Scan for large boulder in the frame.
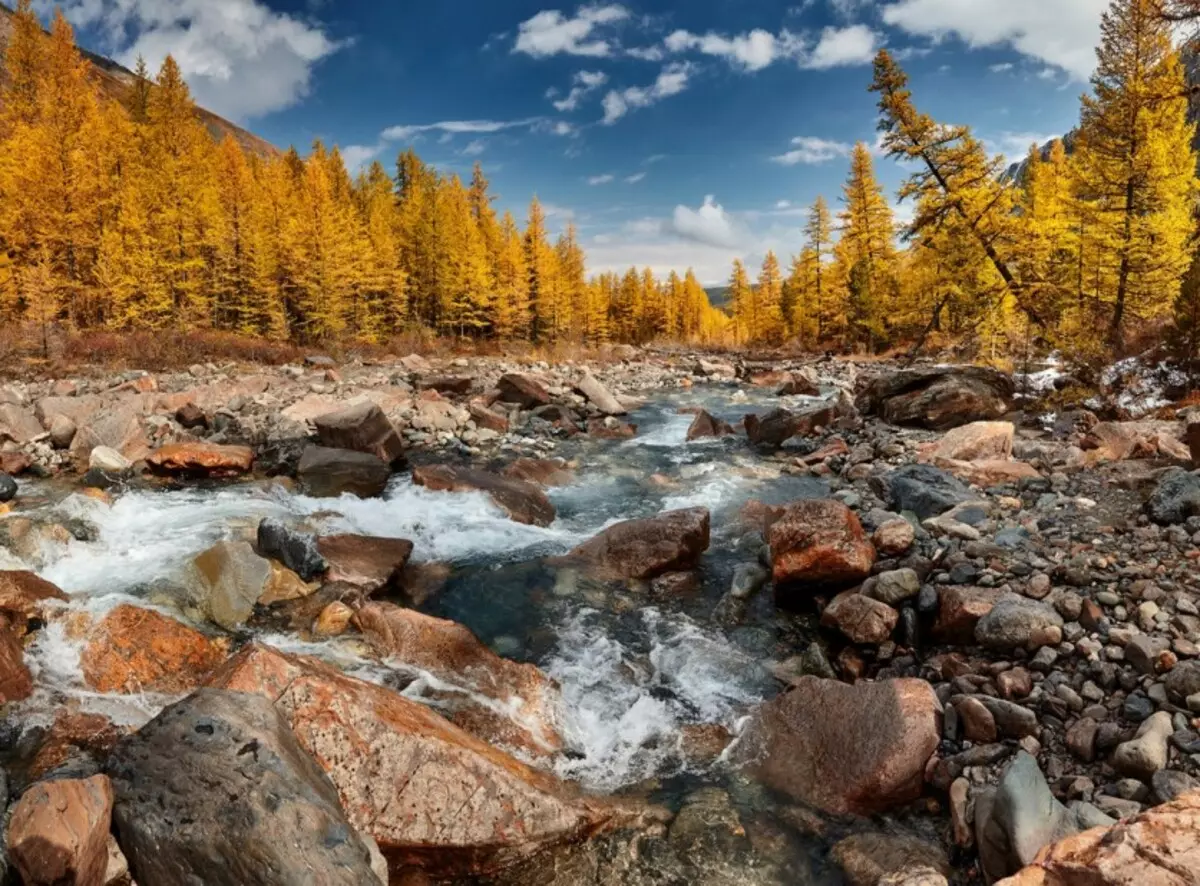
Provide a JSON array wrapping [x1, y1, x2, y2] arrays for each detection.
[[207, 643, 656, 878], [576, 371, 625, 415], [1082, 421, 1191, 464], [0, 570, 68, 636], [768, 499, 876, 596], [145, 443, 254, 478], [1145, 468, 1200, 525], [80, 604, 229, 694], [496, 373, 553, 409], [316, 535, 414, 593], [354, 602, 563, 756], [995, 789, 1200, 886], [297, 446, 391, 498], [883, 464, 973, 520], [734, 676, 941, 816], [687, 410, 735, 441], [314, 401, 406, 468], [745, 398, 851, 447], [69, 401, 149, 462], [556, 507, 710, 580], [107, 688, 383, 885], [7, 775, 113, 886], [0, 402, 44, 444], [412, 465, 556, 527], [930, 421, 1015, 462], [856, 366, 1014, 430]]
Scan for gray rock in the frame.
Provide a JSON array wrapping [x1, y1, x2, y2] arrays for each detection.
[[1165, 659, 1200, 702], [107, 688, 382, 886], [972, 696, 1039, 739], [0, 473, 14, 504], [730, 563, 768, 600], [576, 371, 625, 416], [1124, 634, 1170, 676], [1146, 468, 1200, 525], [257, 519, 328, 582], [297, 446, 390, 498], [871, 568, 921, 606], [975, 597, 1064, 651], [191, 540, 272, 630], [884, 464, 972, 520], [88, 446, 131, 473], [1151, 769, 1198, 804], [48, 413, 77, 449], [1112, 711, 1173, 780]]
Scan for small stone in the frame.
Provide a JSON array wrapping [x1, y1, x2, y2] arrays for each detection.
[[874, 519, 915, 556], [871, 568, 922, 606], [1066, 717, 1098, 762], [1112, 711, 1173, 780], [957, 697, 998, 742]]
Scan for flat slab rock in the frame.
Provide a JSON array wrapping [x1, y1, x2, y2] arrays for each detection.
[[412, 464, 556, 526], [555, 507, 710, 581]]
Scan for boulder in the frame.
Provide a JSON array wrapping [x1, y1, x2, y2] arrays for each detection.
[[586, 417, 636, 438], [735, 676, 940, 816], [556, 508, 710, 580], [0, 403, 43, 446], [501, 458, 574, 487], [314, 401, 406, 468], [995, 789, 1200, 886], [87, 446, 130, 474], [470, 403, 510, 433], [496, 373, 553, 409], [931, 421, 1015, 462], [976, 597, 1064, 651], [107, 688, 382, 885], [69, 402, 148, 461], [145, 443, 254, 478], [256, 518, 327, 581], [1145, 468, 1200, 525], [0, 570, 68, 636], [0, 451, 31, 476], [207, 643, 657, 878], [412, 465, 556, 527], [575, 371, 625, 415], [316, 535, 414, 593], [297, 446, 391, 498], [34, 394, 103, 430], [7, 775, 113, 886], [745, 399, 850, 447], [47, 413, 77, 449], [687, 410, 735, 441], [938, 459, 1041, 487], [768, 499, 876, 595], [80, 604, 228, 694], [821, 592, 899, 644], [354, 602, 563, 756], [193, 540, 307, 629], [1081, 420, 1191, 464], [856, 366, 1014, 430], [778, 373, 821, 397], [884, 464, 973, 520]]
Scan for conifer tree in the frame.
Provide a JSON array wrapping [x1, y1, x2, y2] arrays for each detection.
[[493, 210, 530, 339], [525, 197, 562, 342], [728, 259, 753, 344], [836, 143, 896, 351], [2, 0, 46, 133]]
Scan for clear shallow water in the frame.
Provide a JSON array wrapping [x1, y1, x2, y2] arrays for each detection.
[[11, 383, 831, 797]]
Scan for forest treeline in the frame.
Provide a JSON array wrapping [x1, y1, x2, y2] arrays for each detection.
[[726, 0, 1200, 364], [0, 1, 728, 349], [3, 0, 1200, 362]]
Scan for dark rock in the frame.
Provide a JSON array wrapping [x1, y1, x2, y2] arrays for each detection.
[[883, 464, 972, 520], [1151, 769, 1198, 804], [1165, 660, 1200, 703], [256, 519, 327, 582], [0, 473, 16, 504], [856, 366, 1014, 430], [745, 399, 849, 448], [557, 508, 710, 581], [314, 401, 406, 469], [107, 688, 381, 885], [175, 403, 208, 430], [297, 446, 390, 499], [1146, 468, 1200, 525], [412, 465, 555, 527], [316, 535, 414, 592], [686, 410, 735, 441], [496, 374, 553, 409]]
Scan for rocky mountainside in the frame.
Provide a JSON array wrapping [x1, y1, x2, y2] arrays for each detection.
[[0, 2, 276, 157]]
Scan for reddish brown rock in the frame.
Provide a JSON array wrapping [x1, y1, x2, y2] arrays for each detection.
[[930, 421, 1015, 462], [469, 403, 510, 433], [934, 586, 1003, 643], [0, 628, 32, 703], [145, 443, 254, 478], [734, 676, 941, 816], [79, 604, 228, 694], [26, 712, 125, 782], [0, 571, 68, 637], [937, 459, 1041, 487], [821, 592, 899, 644], [1081, 421, 1190, 464], [501, 457, 575, 487], [316, 534, 414, 592], [354, 602, 562, 756], [686, 410, 735, 441], [0, 451, 32, 476], [995, 789, 1200, 886], [412, 465, 556, 527], [557, 507, 710, 581], [856, 366, 1013, 431], [175, 402, 208, 430], [873, 519, 915, 556], [7, 775, 113, 886], [496, 373, 553, 409], [207, 643, 659, 878], [768, 499, 875, 595], [314, 401, 406, 468], [778, 373, 821, 397], [586, 418, 637, 438]]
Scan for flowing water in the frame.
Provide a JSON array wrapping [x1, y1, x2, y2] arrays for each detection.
[[8, 382, 876, 881]]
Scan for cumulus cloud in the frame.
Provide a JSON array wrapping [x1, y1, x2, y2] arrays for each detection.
[[45, 0, 343, 121], [341, 143, 384, 174], [660, 24, 879, 72], [771, 136, 853, 165], [670, 195, 744, 249], [551, 69, 608, 111], [513, 4, 629, 58], [804, 24, 880, 68], [879, 0, 1105, 80], [601, 62, 692, 124]]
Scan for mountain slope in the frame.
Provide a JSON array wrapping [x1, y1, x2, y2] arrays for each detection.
[[0, 3, 277, 157]]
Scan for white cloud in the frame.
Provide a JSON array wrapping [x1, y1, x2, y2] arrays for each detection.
[[382, 118, 542, 141], [513, 4, 629, 58], [879, 0, 1106, 80], [551, 69, 608, 111], [830, 0, 872, 19], [627, 45, 665, 61], [550, 120, 578, 136], [601, 62, 692, 124], [588, 173, 616, 185], [671, 195, 744, 249], [46, 0, 343, 121], [776, 199, 792, 209], [982, 130, 1061, 159], [660, 24, 879, 72], [771, 136, 852, 165], [625, 172, 646, 183], [461, 139, 487, 156], [990, 62, 1015, 73], [1037, 66, 1059, 80], [341, 143, 384, 174], [803, 24, 880, 68]]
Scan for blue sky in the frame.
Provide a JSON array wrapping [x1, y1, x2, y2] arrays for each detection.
[[42, 0, 1110, 283]]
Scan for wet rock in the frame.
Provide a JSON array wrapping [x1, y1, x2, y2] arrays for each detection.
[[822, 592, 899, 644], [975, 597, 1064, 651], [874, 518, 915, 556], [1112, 711, 1173, 780], [679, 724, 733, 767], [193, 540, 300, 629], [208, 643, 657, 878], [768, 499, 875, 596], [883, 464, 972, 520], [107, 688, 382, 885], [995, 789, 1200, 886], [856, 366, 1014, 430], [145, 443, 253, 478], [355, 602, 562, 756], [586, 417, 637, 438], [7, 774, 113, 886], [501, 458, 574, 487], [316, 535, 413, 593], [0, 570, 66, 636], [734, 676, 941, 816], [0, 626, 32, 702], [667, 787, 748, 858], [314, 401, 406, 468], [496, 373, 553, 409], [831, 833, 950, 886], [256, 518, 327, 581], [778, 372, 821, 396], [412, 465, 556, 527], [80, 604, 228, 694], [976, 752, 1092, 883], [297, 445, 390, 498], [24, 712, 125, 784], [576, 371, 625, 415], [729, 563, 768, 600], [1145, 468, 1200, 525], [686, 410, 735, 441], [0, 472, 15, 503], [558, 507, 710, 580]]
